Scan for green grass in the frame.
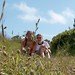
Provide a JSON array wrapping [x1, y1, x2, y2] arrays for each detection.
[[0, 38, 75, 75]]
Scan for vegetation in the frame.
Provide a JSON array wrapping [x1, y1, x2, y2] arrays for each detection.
[[0, 30, 75, 75], [0, 1, 75, 74], [51, 29, 75, 56]]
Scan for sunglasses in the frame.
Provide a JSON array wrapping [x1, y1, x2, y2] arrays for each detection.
[[37, 37, 42, 39]]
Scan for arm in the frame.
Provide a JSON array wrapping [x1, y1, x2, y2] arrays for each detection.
[[44, 41, 51, 53], [21, 38, 27, 51]]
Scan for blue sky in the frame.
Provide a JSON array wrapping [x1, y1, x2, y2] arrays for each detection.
[[0, 0, 75, 40]]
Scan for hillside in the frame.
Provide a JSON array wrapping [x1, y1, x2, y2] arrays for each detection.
[[0, 31, 75, 75], [51, 29, 75, 56]]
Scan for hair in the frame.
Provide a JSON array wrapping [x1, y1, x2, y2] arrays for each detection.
[[25, 31, 34, 40], [36, 34, 42, 37], [26, 31, 33, 36]]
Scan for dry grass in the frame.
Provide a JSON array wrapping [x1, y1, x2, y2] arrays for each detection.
[[0, 39, 75, 75]]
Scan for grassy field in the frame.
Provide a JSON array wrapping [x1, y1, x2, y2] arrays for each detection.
[[0, 38, 75, 75]]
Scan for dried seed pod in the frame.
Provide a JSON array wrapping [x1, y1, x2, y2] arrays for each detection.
[[3, 51, 7, 56]]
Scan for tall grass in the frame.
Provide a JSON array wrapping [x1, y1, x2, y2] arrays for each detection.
[[0, 38, 75, 75]]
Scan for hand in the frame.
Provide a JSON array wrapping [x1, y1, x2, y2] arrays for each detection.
[[31, 53, 34, 56]]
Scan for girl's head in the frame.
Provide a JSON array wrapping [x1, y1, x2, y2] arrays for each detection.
[[26, 31, 34, 40], [36, 34, 43, 43]]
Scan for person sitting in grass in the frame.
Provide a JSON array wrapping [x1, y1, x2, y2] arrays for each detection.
[[35, 34, 51, 58], [21, 31, 36, 56]]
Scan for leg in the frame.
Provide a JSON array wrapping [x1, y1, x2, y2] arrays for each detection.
[[39, 47, 45, 58], [45, 49, 51, 59]]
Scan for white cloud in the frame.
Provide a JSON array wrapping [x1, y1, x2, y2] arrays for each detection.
[[14, 3, 49, 22], [48, 8, 75, 25], [14, 3, 75, 25], [48, 10, 66, 24], [14, 2, 39, 21], [18, 14, 38, 21], [62, 8, 74, 18], [14, 2, 37, 15]]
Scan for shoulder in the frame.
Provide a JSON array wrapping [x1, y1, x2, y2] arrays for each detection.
[[43, 41, 49, 44], [43, 41, 50, 48], [32, 40, 36, 45]]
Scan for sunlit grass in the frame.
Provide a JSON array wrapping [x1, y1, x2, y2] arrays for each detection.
[[0, 38, 75, 75]]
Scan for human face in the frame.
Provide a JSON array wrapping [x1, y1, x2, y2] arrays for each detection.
[[26, 32, 33, 40], [37, 36, 43, 43]]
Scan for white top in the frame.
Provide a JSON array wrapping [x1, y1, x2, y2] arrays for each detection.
[[35, 41, 50, 51]]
